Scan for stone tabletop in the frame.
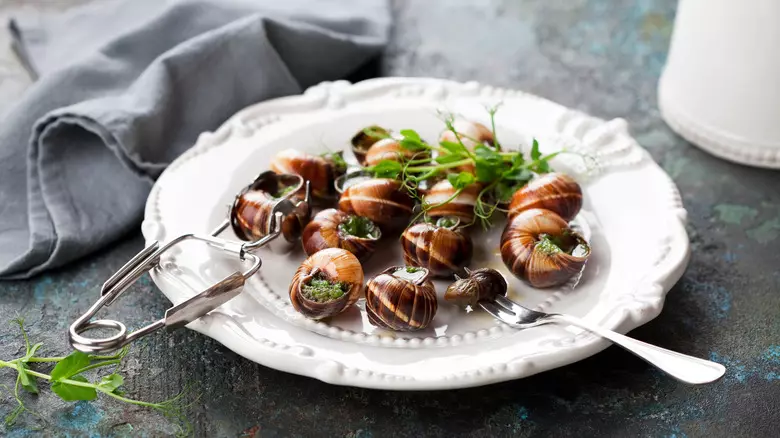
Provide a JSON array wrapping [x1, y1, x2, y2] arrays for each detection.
[[1, 1, 778, 437]]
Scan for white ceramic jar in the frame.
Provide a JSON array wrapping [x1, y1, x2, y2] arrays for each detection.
[[658, 0, 780, 168]]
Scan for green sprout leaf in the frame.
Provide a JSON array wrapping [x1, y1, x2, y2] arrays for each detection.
[[51, 375, 97, 401], [17, 363, 37, 394], [447, 172, 476, 190], [473, 145, 503, 183], [530, 138, 541, 161], [98, 373, 124, 393], [50, 351, 91, 381], [369, 159, 403, 179], [439, 140, 468, 156]]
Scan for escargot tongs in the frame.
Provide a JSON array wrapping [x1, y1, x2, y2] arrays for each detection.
[[69, 177, 311, 354]]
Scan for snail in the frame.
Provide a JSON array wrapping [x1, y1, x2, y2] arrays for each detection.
[[439, 120, 495, 174], [351, 125, 389, 166], [230, 171, 311, 243], [365, 266, 438, 331], [337, 177, 415, 229], [401, 216, 473, 278], [500, 208, 591, 288], [444, 268, 508, 307], [289, 248, 364, 320], [508, 173, 583, 222], [302, 209, 381, 262], [364, 138, 420, 167], [422, 179, 480, 225], [270, 149, 346, 200]]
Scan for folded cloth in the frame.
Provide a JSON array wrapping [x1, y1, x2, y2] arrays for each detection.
[[0, 0, 390, 279]]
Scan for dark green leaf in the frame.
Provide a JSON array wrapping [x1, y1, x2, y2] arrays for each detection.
[[97, 374, 124, 393], [51, 375, 97, 401], [447, 172, 476, 190], [503, 167, 533, 182], [51, 351, 91, 381], [495, 181, 519, 203], [18, 363, 38, 394], [369, 160, 402, 179], [473, 146, 503, 183], [530, 139, 541, 161], [534, 160, 551, 173], [511, 152, 525, 167]]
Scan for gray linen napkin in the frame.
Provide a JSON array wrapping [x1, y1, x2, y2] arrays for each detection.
[[0, 0, 390, 279]]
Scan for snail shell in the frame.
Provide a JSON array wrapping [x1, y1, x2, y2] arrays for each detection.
[[365, 266, 438, 331], [302, 209, 381, 262], [289, 248, 364, 320], [508, 173, 583, 222], [444, 268, 508, 307], [270, 149, 346, 200], [423, 179, 480, 225], [230, 171, 310, 243], [500, 208, 591, 288], [337, 178, 415, 229], [364, 138, 419, 167], [351, 125, 388, 166], [439, 120, 495, 174], [401, 217, 473, 278]]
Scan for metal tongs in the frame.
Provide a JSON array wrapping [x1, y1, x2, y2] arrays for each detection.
[[69, 174, 310, 353]]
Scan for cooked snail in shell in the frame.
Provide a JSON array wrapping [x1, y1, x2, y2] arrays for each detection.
[[508, 173, 582, 222], [445, 268, 508, 307], [230, 171, 311, 243], [351, 125, 389, 166], [364, 138, 421, 167], [337, 177, 415, 229], [365, 266, 438, 331], [270, 149, 346, 200], [302, 209, 381, 262], [289, 248, 364, 320], [401, 216, 473, 278], [500, 208, 591, 288], [422, 179, 480, 225]]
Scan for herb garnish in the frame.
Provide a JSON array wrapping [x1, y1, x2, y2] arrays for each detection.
[[0, 318, 193, 435], [338, 215, 380, 239], [362, 108, 564, 229], [301, 274, 348, 303]]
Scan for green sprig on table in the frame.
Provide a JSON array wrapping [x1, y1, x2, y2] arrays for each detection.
[[0, 318, 193, 436]]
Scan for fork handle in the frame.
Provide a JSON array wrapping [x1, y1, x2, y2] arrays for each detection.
[[549, 314, 726, 384]]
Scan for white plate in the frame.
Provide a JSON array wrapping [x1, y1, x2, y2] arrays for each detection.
[[142, 78, 690, 390]]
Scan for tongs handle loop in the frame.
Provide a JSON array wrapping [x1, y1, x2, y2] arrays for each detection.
[[68, 231, 273, 353], [68, 177, 302, 353]]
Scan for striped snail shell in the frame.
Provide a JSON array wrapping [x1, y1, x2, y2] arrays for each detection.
[[365, 266, 438, 331], [270, 148, 346, 200], [508, 173, 583, 222], [500, 208, 591, 288], [351, 125, 389, 166], [422, 179, 480, 225], [337, 178, 415, 229], [302, 209, 381, 263], [401, 216, 473, 278], [230, 171, 311, 243], [439, 120, 495, 174], [444, 268, 507, 308], [289, 248, 364, 320], [364, 138, 421, 167]]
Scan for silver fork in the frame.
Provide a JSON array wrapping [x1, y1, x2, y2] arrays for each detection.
[[480, 295, 726, 384]]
